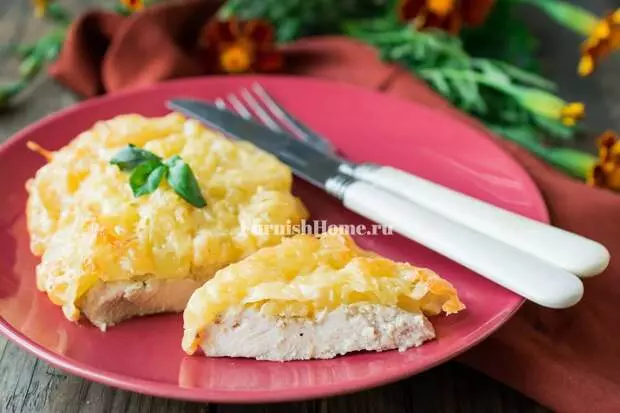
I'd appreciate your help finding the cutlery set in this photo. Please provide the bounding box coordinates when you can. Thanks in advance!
[168,84,609,309]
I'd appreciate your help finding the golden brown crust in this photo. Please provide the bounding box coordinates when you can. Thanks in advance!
[26,114,309,325]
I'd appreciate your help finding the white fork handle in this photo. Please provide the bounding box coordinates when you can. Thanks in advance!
[352,165,609,278]
[337,180,584,309]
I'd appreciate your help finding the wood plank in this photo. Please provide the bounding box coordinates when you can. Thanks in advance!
[216,364,548,413]
[0,337,549,412]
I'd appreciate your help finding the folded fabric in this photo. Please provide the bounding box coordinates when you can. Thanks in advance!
[49,0,223,96]
[48,3,620,412]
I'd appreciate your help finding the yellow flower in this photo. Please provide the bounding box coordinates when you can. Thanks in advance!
[587,131,620,191]
[579,9,620,76]
[121,0,144,12]
[559,102,585,127]
[528,1,620,76]
[33,0,48,18]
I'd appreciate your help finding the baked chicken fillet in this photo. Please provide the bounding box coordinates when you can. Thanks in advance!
[26,114,308,330]
[183,232,464,361]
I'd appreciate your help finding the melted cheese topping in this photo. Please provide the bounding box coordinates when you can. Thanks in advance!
[26,114,308,321]
[183,232,464,354]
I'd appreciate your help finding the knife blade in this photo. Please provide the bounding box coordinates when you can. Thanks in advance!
[166,98,585,309]
[168,99,348,191]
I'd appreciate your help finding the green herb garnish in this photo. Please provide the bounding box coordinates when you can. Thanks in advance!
[129,160,167,197]
[164,155,208,208]
[110,144,161,171]
[110,145,207,208]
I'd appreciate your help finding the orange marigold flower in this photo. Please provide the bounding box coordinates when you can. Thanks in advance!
[587,130,620,190]
[121,0,144,12]
[579,9,620,76]
[204,19,282,74]
[398,0,495,33]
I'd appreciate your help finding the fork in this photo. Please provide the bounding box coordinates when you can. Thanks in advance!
[213,83,609,279]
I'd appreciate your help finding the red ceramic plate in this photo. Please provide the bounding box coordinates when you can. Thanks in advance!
[0,76,547,403]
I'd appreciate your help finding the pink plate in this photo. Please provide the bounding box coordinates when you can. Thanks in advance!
[0,76,547,403]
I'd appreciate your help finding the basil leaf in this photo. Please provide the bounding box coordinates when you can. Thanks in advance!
[110,144,161,171]
[129,160,167,197]
[165,156,207,208]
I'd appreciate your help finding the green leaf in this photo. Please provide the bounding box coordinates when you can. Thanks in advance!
[472,60,511,85]
[112,4,132,16]
[224,0,391,42]
[489,60,556,91]
[165,156,207,208]
[129,161,167,197]
[46,3,72,24]
[452,75,484,112]
[531,114,574,141]
[461,0,541,71]
[19,55,43,80]
[112,148,206,207]
[277,19,302,42]
[37,33,65,61]
[110,144,161,171]
[15,43,36,58]
[422,71,451,96]
[486,123,540,147]
[0,81,27,109]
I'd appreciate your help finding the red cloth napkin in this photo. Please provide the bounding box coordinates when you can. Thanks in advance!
[49,2,620,412]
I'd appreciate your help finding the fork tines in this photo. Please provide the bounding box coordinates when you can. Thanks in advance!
[215,83,336,154]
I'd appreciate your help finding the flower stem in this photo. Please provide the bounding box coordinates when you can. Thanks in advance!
[501,130,595,178]
[517,0,598,37]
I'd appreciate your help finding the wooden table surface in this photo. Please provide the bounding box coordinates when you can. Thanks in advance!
[1,1,618,412]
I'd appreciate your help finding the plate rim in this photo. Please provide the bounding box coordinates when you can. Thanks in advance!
[0,306,522,403]
[0,75,547,403]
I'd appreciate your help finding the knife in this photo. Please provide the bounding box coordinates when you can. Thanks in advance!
[168,98,610,279]
[167,99,585,309]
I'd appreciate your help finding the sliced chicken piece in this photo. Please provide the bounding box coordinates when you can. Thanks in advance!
[79,277,206,331]
[196,304,436,361]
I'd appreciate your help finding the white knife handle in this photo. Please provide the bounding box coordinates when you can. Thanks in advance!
[351,165,609,278]
[328,178,584,309]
